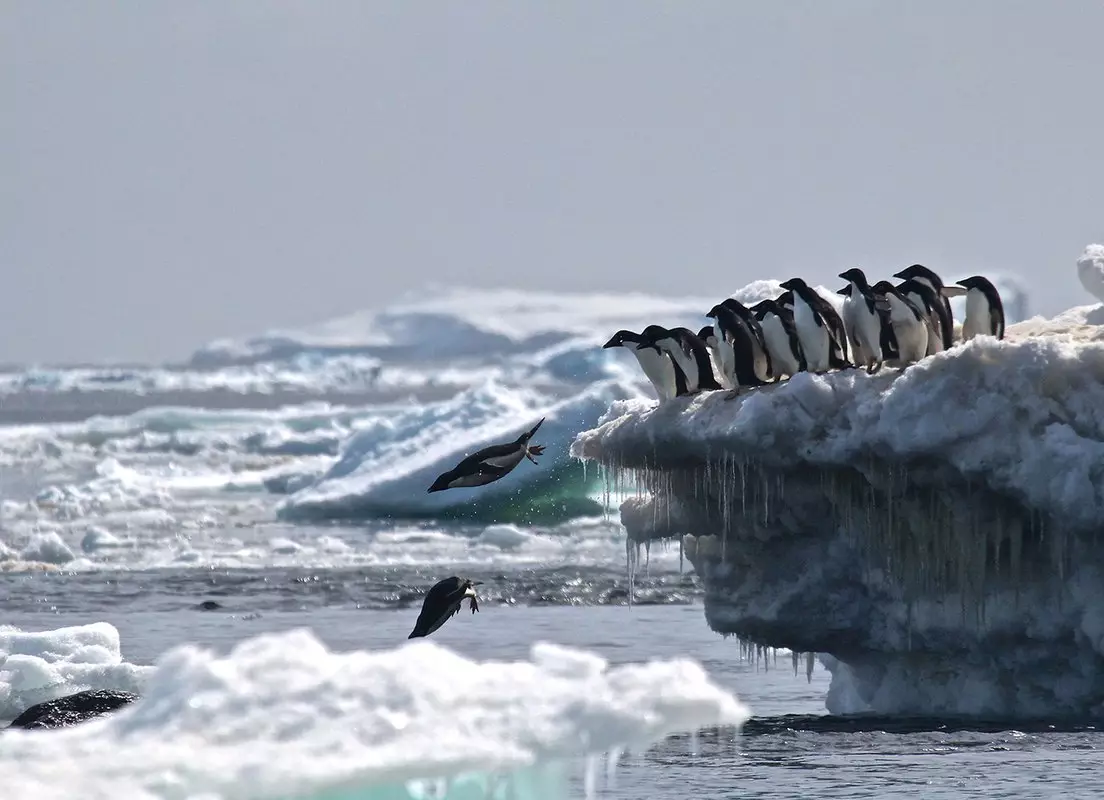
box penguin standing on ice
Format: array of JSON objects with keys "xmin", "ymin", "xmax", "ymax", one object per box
[
  {"xmin": 427, "ymin": 419, "xmax": 546, "ymax": 493},
  {"xmin": 871, "ymin": 281, "xmax": 929, "ymax": 366},
  {"xmin": 778, "ymin": 278, "xmax": 851, "ymax": 373},
  {"xmin": 748, "ymin": 298, "xmax": 806, "ymax": 380},
  {"xmin": 892, "ymin": 264, "xmax": 958, "ymax": 349},
  {"xmin": 602, "ymin": 329, "xmax": 685, "ymax": 401},
  {"xmin": 409, "ymin": 576, "xmax": 481, "ymax": 638},
  {"xmin": 718, "ymin": 299, "xmax": 773, "ymax": 383},
  {"xmin": 706, "ymin": 302, "xmax": 770, "ymax": 395},
  {"xmin": 896, "ymin": 278, "xmax": 953, "ymax": 356},
  {"xmin": 838, "ymin": 268, "xmax": 888, "ymax": 374},
  {"xmin": 956, "ymin": 275, "xmax": 1006, "ymax": 341},
  {"xmin": 697, "ymin": 326, "xmax": 734, "ymax": 390},
  {"xmin": 640, "ymin": 325, "xmax": 723, "ymax": 395}
]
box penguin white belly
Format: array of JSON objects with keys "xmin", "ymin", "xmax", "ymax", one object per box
[
  {"xmin": 632, "ymin": 346, "xmax": 676, "ymax": 401},
  {"xmin": 887, "ymin": 299, "xmax": 928, "ymax": 365},
  {"xmin": 705, "ymin": 341, "xmax": 734, "ymax": 389},
  {"xmin": 760, "ymin": 314, "xmax": 800, "ymax": 377},
  {"xmin": 962, "ymin": 289, "xmax": 991, "ymax": 341},
  {"xmin": 842, "ymin": 296, "xmax": 879, "ymax": 367},
  {"xmin": 658, "ymin": 339, "xmax": 699, "ymax": 393},
  {"xmin": 713, "ymin": 321, "xmax": 736, "ymax": 387},
  {"xmin": 905, "ymin": 291, "xmax": 944, "ymax": 355},
  {"xmin": 747, "ymin": 329, "xmax": 772, "ymax": 382},
  {"xmin": 793, "ymin": 299, "xmax": 830, "ymax": 372},
  {"xmin": 480, "ymin": 449, "xmax": 526, "ymax": 470}
]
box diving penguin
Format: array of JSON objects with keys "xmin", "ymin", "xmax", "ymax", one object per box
[
  {"xmin": 408, "ymin": 576, "xmax": 482, "ymax": 638},
  {"xmin": 778, "ymin": 278, "xmax": 851, "ymax": 373},
  {"xmin": 956, "ymin": 275, "xmax": 1006, "ymax": 341},
  {"xmin": 602, "ymin": 329, "xmax": 683, "ymax": 401},
  {"xmin": 427, "ymin": 418, "xmax": 546, "ymax": 492},
  {"xmin": 640, "ymin": 325, "xmax": 723, "ymax": 395},
  {"xmin": 871, "ymin": 281, "xmax": 929, "ymax": 366},
  {"xmin": 748, "ymin": 298, "xmax": 806, "ymax": 380}
]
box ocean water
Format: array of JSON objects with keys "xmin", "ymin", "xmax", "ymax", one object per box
[{"xmin": 1, "ymin": 284, "xmax": 1099, "ymax": 799}]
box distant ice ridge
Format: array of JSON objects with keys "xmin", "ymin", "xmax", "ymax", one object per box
[
  {"xmin": 0, "ymin": 623, "xmax": 151, "ymax": 723},
  {"xmin": 0, "ymin": 627, "xmax": 749, "ymax": 800},
  {"xmin": 279, "ymin": 378, "xmax": 645, "ymax": 523},
  {"xmin": 572, "ymin": 287, "xmax": 1104, "ymax": 717}
]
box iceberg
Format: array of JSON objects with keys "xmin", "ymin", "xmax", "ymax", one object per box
[
  {"xmin": 0, "ymin": 628, "xmax": 749, "ymax": 800},
  {"xmin": 572, "ymin": 275, "xmax": 1104, "ymax": 718},
  {"xmin": 279, "ymin": 378, "xmax": 645, "ymax": 523}
]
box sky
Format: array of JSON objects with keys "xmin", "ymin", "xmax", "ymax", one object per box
[{"xmin": 3, "ymin": 1, "xmax": 1103, "ymax": 365}]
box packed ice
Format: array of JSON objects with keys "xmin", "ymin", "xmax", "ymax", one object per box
[
  {"xmin": 570, "ymin": 252, "xmax": 1104, "ymax": 717},
  {"xmin": 0, "ymin": 624, "xmax": 749, "ymax": 800}
]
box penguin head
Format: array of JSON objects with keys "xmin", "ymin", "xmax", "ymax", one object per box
[
  {"xmin": 894, "ymin": 264, "xmax": 943, "ymax": 287},
  {"xmin": 776, "ymin": 289, "xmax": 794, "ymax": 308},
  {"xmin": 602, "ymin": 329, "xmax": 641, "ymax": 349},
  {"xmin": 697, "ymin": 325, "xmax": 717, "ymax": 344},
  {"xmin": 639, "ymin": 324, "xmax": 673, "ymax": 347},
  {"xmin": 838, "ymin": 267, "xmax": 868, "ymax": 286},
  {"xmin": 779, "ymin": 278, "xmax": 807, "ymax": 292},
  {"xmin": 955, "ymin": 275, "xmax": 991, "ymax": 293},
  {"xmin": 748, "ymin": 299, "xmax": 776, "ymax": 319},
  {"xmin": 836, "ymin": 285, "xmax": 852, "ymax": 296}
]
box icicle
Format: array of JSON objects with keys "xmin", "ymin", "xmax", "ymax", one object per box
[
  {"xmin": 688, "ymin": 729, "xmax": 700, "ymax": 756},
  {"xmin": 605, "ymin": 747, "xmax": 623, "ymax": 792},
  {"xmin": 805, "ymin": 651, "xmax": 815, "ymax": 683},
  {"xmin": 583, "ymin": 755, "xmax": 599, "ymax": 800},
  {"xmin": 679, "ymin": 536, "xmax": 684, "ymax": 574},
  {"xmin": 792, "ymin": 650, "xmax": 800, "ymax": 677}
]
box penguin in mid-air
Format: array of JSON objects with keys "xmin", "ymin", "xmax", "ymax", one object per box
[
  {"xmin": 838, "ymin": 268, "xmax": 888, "ymax": 374},
  {"xmin": 778, "ymin": 278, "xmax": 851, "ymax": 373},
  {"xmin": 409, "ymin": 576, "xmax": 482, "ymax": 638},
  {"xmin": 871, "ymin": 281, "xmax": 929, "ymax": 366},
  {"xmin": 956, "ymin": 275, "xmax": 1006, "ymax": 341},
  {"xmin": 428, "ymin": 419, "xmax": 546, "ymax": 492},
  {"xmin": 602, "ymin": 329, "xmax": 684, "ymax": 401},
  {"xmin": 640, "ymin": 325, "xmax": 722, "ymax": 395},
  {"xmin": 896, "ymin": 278, "xmax": 953, "ymax": 356},
  {"xmin": 706, "ymin": 302, "xmax": 770, "ymax": 396},
  {"xmin": 748, "ymin": 298, "xmax": 806, "ymax": 380},
  {"xmin": 892, "ymin": 264, "xmax": 958, "ymax": 349}
]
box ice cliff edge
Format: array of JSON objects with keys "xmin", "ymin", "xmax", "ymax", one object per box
[{"xmin": 571, "ymin": 298, "xmax": 1104, "ymax": 718}]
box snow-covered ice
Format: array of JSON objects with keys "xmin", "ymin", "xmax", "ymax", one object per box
[{"xmin": 0, "ymin": 627, "xmax": 749, "ymax": 800}]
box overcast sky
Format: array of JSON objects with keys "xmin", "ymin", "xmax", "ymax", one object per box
[{"xmin": 3, "ymin": 1, "xmax": 1102, "ymax": 365}]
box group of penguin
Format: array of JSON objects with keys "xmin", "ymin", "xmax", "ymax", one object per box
[{"xmin": 603, "ymin": 264, "xmax": 1007, "ymax": 402}]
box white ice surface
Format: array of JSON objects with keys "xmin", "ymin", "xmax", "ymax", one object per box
[
  {"xmin": 573, "ymin": 303, "xmax": 1104, "ymax": 529},
  {"xmin": 0, "ymin": 628, "xmax": 749, "ymax": 800},
  {"xmin": 1078, "ymin": 243, "xmax": 1104, "ymax": 304},
  {"xmin": 0, "ymin": 622, "xmax": 151, "ymax": 722}
]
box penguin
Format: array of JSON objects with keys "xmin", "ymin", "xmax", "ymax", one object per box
[
  {"xmin": 427, "ymin": 419, "xmax": 546, "ymax": 492},
  {"xmin": 602, "ymin": 329, "xmax": 682, "ymax": 401},
  {"xmin": 955, "ymin": 275, "xmax": 1006, "ymax": 341},
  {"xmin": 705, "ymin": 303, "xmax": 769, "ymax": 396},
  {"xmin": 871, "ymin": 281, "xmax": 929, "ymax": 366},
  {"xmin": 409, "ymin": 576, "xmax": 481, "ymax": 638},
  {"xmin": 892, "ymin": 264, "xmax": 957, "ymax": 349},
  {"xmin": 697, "ymin": 325, "xmax": 734, "ymax": 390},
  {"xmin": 748, "ymin": 298, "xmax": 806, "ymax": 379},
  {"xmin": 838, "ymin": 268, "xmax": 887, "ymax": 375},
  {"xmin": 776, "ymin": 289, "xmax": 795, "ymax": 314},
  {"xmin": 777, "ymin": 278, "xmax": 851, "ymax": 373},
  {"xmin": 720, "ymin": 298, "xmax": 774, "ymax": 383},
  {"xmin": 896, "ymin": 278, "xmax": 953, "ymax": 356},
  {"xmin": 640, "ymin": 325, "xmax": 722, "ymax": 395}
]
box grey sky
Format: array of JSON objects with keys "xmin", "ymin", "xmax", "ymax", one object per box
[{"xmin": 3, "ymin": 1, "xmax": 1102, "ymax": 365}]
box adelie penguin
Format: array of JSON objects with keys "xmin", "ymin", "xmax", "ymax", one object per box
[
  {"xmin": 896, "ymin": 278, "xmax": 953, "ymax": 356},
  {"xmin": 838, "ymin": 268, "xmax": 888, "ymax": 374},
  {"xmin": 697, "ymin": 325, "xmax": 734, "ymax": 390},
  {"xmin": 720, "ymin": 299, "xmax": 773, "ymax": 383},
  {"xmin": 427, "ymin": 419, "xmax": 546, "ymax": 493},
  {"xmin": 705, "ymin": 302, "xmax": 770, "ymax": 396},
  {"xmin": 639, "ymin": 325, "xmax": 722, "ymax": 395},
  {"xmin": 408, "ymin": 576, "xmax": 482, "ymax": 638},
  {"xmin": 778, "ymin": 278, "xmax": 851, "ymax": 373},
  {"xmin": 748, "ymin": 298, "xmax": 805, "ymax": 380},
  {"xmin": 602, "ymin": 329, "xmax": 683, "ymax": 402},
  {"xmin": 871, "ymin": 281, "xmax": 929, "ymax": 366},
  {"xmin": 956, "ymin": 275, "xmax": 1005, "ymax": 341},
  {"xmin": 892, "ymin": 264, "xmax": 958, "ymax": 349}
]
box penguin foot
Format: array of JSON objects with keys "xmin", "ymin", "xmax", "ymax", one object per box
[
  {"xmin": 724, "ymin": 389, "xmax": 742, "ymax": 401},
  {"xmin": 525, "ymin": 445, "xmax": 545, "ymax": 464},
  {"xmin": 867, "ymin": 362, "xmax": 882, "ymax": 375},
  {"xmin": 469, "ymin": 595, "xmax": 479, "ymax": 614}
]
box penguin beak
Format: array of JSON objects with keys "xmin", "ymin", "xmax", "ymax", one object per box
[
  {"xmin": 836, "ymin": 286, "xmax": 850, "ymax": 295},
  {"xmin": 601, "ymin": 336, "xmax": 620, "ymax": 349}
]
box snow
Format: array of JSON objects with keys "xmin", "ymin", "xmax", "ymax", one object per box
[
  {"xmin": 0, "ymin": 627, "xmax": 749, "ymax": 800},
  {"xmin": 1077, "ymin": 243, "xmax": 1104, "ymax": 304},
  {"xmin": 0, "ymin": 623, "xmax": 151, "ymax": 722}
]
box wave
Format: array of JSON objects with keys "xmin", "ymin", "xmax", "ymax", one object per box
[{"xmin": 0, "ymin": 623, "xmax": 749, "ymax": 800}]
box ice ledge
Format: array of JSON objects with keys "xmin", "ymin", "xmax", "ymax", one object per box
[{"xmin": 571, "ymin": 313, "xmax": 1104, "ymax": 716}]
